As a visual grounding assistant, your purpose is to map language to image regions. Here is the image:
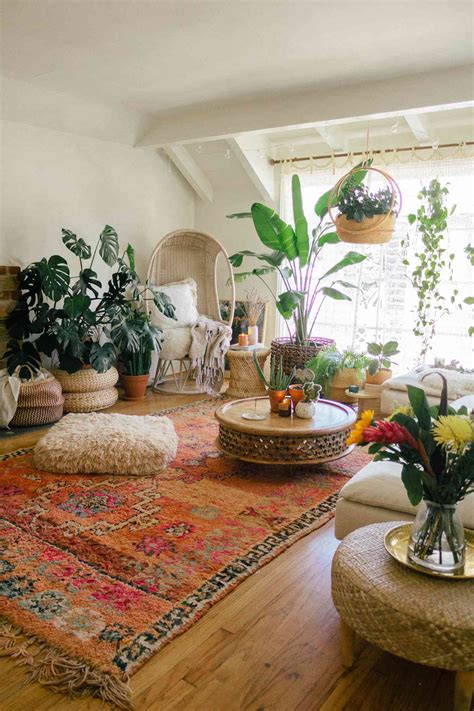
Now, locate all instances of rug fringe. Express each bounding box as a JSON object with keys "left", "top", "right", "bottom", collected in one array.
[{"left": 0, "top": 617, "right": 133, "bottom": 709}]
